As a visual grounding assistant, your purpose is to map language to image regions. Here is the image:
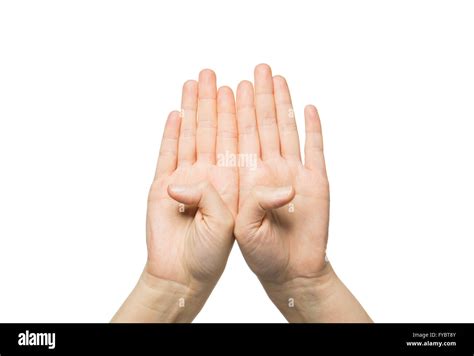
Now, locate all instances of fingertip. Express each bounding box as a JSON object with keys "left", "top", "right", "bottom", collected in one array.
[
  {"left": 288, "top": 185, "right": 296, "bottom": 198},
  {"left": 199, "top": 68, "right": 216, "bottom": 82},
  {"left": 167, "top": 110, "right": 181, "bottom": 123},
  {"left": 167, "top": 184, "right": 184, "bottom": 195},
  {"left": 218, "top": 85, "right": 234, "bottom": 99},
  {"left": 272, "top": 75, "right": 287, "bottom": 86},
  {"left": 273, "top": 75, "right": 292, "bottom": 107},
  {"left": 198, "top": 69, "right": 217, "bottom": 100},
  {"left": 275, "top": 185, "right": 295, "bottom": 200},
  {"left": 254, "top": 63, "right": 274, "bottom": 96},
  {"left": 217, "top": 86, "right": 236, "bottom": 116},
  {"left": 255, "top": 63, "right": 272, "bottom": 76},
  {"left": 254, "top": 185, "right": 295, "bottom": 210},
  {"left": 183, "top": 79, "right": 198, "bottom": 92},
  {"left": 236, "top": 81, "right": 255, "bottom": 108},
  {"left": 305, "top": 105, "right": 321, "bottom": 131},
  {"left": 168, "top": 110, "right": 181, "bottom": 120},
  {"left": 181, "top": 80, "right": 198, "bottom": 114},
  {"left": 305, "top": 105, "right": 318, "bottom": 117},
  {"left": 237, "top": 80, "right": 253, "bottom": 94}
]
